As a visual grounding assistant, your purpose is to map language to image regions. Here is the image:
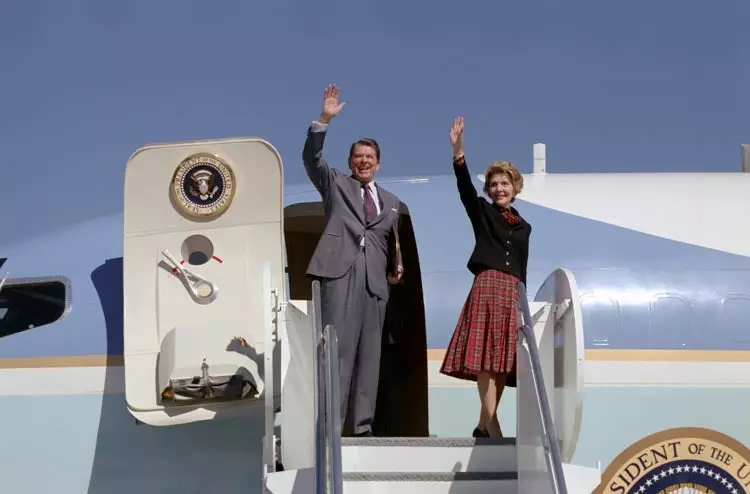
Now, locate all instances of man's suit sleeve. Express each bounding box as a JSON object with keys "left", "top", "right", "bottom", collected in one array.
[{"left": 302, "top": 121, "right": 335, "bottom": 196}]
